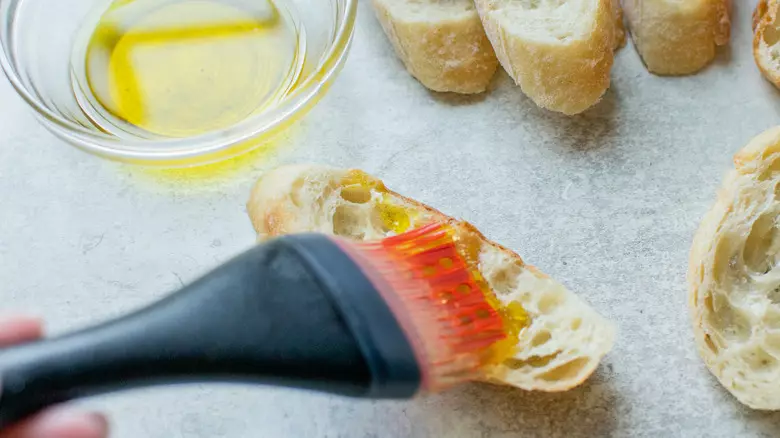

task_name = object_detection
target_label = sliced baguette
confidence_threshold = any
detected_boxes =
[623,0,731,75]
[753,0,780,90]
[689,127,780,410]
[247,164,616,391]
[612,0,627,50]
[371,0,499,94]
[473,0,617,115]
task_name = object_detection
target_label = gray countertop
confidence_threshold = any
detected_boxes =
[2,1,780,437]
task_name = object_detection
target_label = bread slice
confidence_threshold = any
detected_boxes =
[689,127,780,410]
[247,164,615,391]
[623,0,731,75]
[612,0,627,50]
[371,0,499,94]
[473,0,617,115]
[753,0,780,90]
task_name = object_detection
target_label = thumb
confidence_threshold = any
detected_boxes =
[1,408,108,438]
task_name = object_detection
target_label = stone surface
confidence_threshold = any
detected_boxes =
[2,1,780,437]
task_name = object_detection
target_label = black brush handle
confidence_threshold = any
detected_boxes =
[0,234,420,429]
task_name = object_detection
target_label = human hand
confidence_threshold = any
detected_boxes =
[0,316,109,438]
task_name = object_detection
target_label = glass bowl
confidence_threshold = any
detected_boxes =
[0,0,356,166]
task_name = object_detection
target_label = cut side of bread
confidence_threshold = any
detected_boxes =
[248,164,616,392]
[754,0,780,90]
[473,0,617,115]
[623,0,731,75]
[689,127,780,410]
[371,0,499,94]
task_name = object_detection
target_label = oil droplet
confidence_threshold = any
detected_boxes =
[377,201,411,234]
[505,301,530,327]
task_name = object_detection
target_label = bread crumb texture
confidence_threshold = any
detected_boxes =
[754,0,780,89]
[248,164,615,392]
[690,127,780,410]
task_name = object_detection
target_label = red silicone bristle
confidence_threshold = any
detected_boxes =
[343,223,508,392]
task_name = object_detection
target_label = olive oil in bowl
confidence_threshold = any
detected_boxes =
[72,0,306,138]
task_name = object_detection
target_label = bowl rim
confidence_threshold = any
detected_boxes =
[0,0,357,164]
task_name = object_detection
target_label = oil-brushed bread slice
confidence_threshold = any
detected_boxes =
[689,127,780,410]
[371,0,499,94]
[473,0,618,115]
[623,0,731,75]
[247,164,615,391]
[753,0,780,90]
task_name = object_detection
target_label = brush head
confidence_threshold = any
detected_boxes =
[334,222,513,392]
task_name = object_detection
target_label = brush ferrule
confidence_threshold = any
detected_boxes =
[283,234,422,398]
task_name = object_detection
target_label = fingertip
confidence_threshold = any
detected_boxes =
[0,316,43,346]
[3,409,109,438]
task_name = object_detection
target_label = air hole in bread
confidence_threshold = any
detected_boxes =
[505,352,560,369]
[704,334,719,354]
[527,354,558,367]
[531,330,552,347]
[711,239,729,281]
[708,299,751,343]
[743,213,778,273]
[340,185,372,204]
[763,19,780,47]
[290,178,305,207]
[704,293,715,314]
[760,156,780,180]
[742,347,777,372]
[487,263,523,295]
[763,307,780,329]
[333,206,365,239]
[539,357,589,382]
[538,292,563,313]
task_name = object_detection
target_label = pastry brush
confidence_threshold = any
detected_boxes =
[0,223,511,429]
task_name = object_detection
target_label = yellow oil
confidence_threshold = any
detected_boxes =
[82,0,304,137]
[455,232,530,367]
[341,170,531,368]
[377,197,413,234]
[340,170,417,235]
